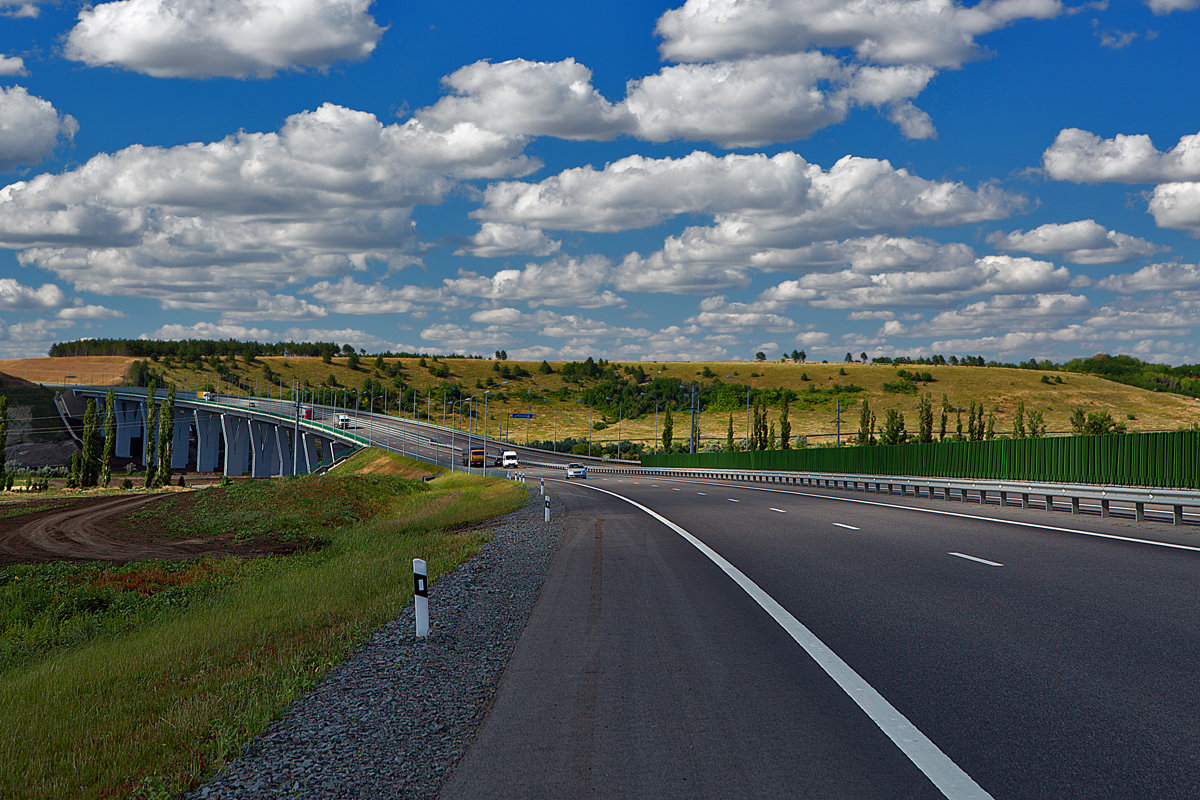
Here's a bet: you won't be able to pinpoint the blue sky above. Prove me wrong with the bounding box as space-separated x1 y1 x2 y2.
3 0 1200 364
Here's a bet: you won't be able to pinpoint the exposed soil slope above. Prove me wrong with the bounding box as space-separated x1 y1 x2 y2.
0 493 308 565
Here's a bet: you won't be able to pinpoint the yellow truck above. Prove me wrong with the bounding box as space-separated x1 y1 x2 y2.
460 446 485 467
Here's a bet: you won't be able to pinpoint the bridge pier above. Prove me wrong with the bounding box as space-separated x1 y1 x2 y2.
170 408 190 470
113 399 142 459
194 410 221 473
222 415 250 477
249 420 279 478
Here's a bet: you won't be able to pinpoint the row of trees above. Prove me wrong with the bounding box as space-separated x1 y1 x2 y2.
63 388 178 490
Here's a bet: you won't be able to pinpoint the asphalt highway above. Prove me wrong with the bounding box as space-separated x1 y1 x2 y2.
440 469 1200 800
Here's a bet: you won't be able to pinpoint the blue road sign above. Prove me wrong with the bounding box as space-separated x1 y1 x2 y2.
510 413 534 419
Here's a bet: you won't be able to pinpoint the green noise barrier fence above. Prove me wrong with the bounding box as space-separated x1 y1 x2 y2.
640 430 1200 489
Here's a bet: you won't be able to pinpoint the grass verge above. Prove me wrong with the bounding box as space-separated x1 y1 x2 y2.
0 452 526 799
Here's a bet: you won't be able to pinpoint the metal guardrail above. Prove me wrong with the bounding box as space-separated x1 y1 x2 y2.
574 464 1200 526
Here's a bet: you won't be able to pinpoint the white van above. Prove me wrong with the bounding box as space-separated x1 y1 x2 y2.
501 451 519 468
337 414 351 429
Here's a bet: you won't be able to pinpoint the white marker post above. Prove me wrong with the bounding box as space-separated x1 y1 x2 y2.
413 558 429 638
544 494 551 522
540 477 545 496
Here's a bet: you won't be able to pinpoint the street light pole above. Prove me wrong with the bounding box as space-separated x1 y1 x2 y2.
481 381 509 476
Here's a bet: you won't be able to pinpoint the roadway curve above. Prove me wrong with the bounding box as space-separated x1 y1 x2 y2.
441 469 1200 799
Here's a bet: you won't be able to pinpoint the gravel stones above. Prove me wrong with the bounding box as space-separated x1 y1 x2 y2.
186 486 564 800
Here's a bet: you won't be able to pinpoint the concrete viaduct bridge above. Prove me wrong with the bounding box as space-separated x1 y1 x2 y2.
65 388 368 478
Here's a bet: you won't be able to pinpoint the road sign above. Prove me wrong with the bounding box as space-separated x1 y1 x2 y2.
510 413 534 419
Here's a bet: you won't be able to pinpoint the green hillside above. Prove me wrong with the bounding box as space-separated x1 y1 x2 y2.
109 355 1200 453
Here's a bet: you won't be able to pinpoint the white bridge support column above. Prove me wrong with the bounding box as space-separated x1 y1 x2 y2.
113 399 143 459
171 408 190 470
313 436 337 466
276 426 294 477
194 410 221 473
298 432 318 474
249 420 279 478
222 414 250 477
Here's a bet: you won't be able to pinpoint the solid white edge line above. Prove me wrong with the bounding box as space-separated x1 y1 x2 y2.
949 552 1003 568
561 480 995 800
678 479 1200 555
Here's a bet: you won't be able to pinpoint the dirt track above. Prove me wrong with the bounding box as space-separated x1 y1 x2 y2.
0 493 306 565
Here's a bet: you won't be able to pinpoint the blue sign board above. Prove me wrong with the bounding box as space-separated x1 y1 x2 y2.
510 413 534 419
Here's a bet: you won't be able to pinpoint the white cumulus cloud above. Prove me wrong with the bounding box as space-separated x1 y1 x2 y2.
1147 0 1200 13
654 0 1064 67
0 85 78 170
0 103 532 306
1098 261 1200 293
442 255 624 308
0 277 66 310
455 222 561 258
0 55 26 75
1043 128 1200 183
419 58 630 141
988 219 1165 264
64 0 385 79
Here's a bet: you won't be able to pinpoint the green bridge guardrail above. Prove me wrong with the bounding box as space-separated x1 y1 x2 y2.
640 429 1200 490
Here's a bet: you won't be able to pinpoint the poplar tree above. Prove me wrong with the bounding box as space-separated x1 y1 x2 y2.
100 388 115 487
856 398 876 446
726 414 735 452
661 406 673 452
880 408 907 445
158 386 175 486
81 399 100 487
1013 401 1027 439
917 391 933 444
0 395 7 490
144 399 158 488
779 398 791 449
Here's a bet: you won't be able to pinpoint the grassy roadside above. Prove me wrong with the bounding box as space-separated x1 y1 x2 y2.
0 450 526 799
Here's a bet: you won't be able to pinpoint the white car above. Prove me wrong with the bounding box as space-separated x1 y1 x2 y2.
501 451 519 468
565 463 587 479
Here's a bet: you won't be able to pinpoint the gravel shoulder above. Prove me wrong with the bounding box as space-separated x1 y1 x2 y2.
186 485 565 800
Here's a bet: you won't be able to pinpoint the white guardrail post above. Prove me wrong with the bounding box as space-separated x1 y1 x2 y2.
413 558 429 638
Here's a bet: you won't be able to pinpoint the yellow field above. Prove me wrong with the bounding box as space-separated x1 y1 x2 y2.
0 356 133 385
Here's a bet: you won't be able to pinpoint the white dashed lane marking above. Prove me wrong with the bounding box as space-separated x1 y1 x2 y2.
949 552 1003 567
832 522 860 530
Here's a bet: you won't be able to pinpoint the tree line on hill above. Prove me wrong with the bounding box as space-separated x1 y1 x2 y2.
48 338 485 362
51 338 1200 400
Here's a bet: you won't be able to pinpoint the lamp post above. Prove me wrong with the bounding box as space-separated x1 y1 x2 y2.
482 382 509 475
451 397 474 473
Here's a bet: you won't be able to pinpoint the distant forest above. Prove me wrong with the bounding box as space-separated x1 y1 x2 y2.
47 338 1200 400
47 338 480 361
